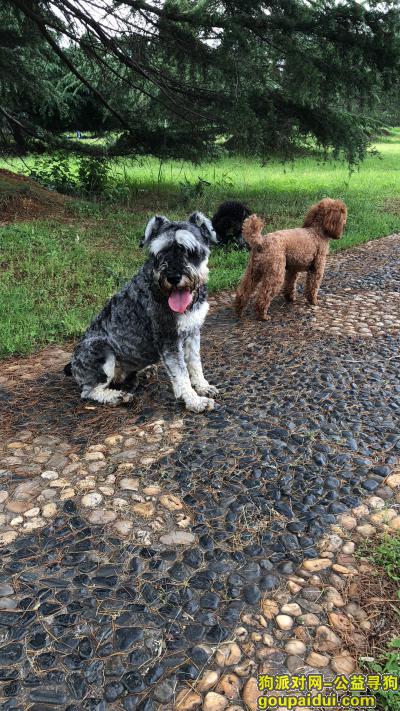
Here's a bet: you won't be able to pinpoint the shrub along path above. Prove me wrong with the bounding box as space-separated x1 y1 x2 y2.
0 234 399 710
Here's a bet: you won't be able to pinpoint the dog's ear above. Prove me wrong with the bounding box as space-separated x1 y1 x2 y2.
141 215 170 248
323 205 345 238
303 203 319 229
189 211 218 244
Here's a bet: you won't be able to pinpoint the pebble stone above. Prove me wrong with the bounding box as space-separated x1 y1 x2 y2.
159 531 196 545
175 689 202 710
324 588 345 607
314 626 343 652
285 639 306 656
356 524 376 537
0 584 14 596
81 492 103 508
386 473 400 488
339 514 357 530
281 603 302 616
88 509 117 524
160 494 183 511
306 652 330 667
119 477 140 491
303 558 332 572
276 615 294 630
42 502 58 518
24 507 40 518
341 542 355 554
41 470 59 480
203 692 229 711
11 514 24 525
215 644 242 667
331 654 357 674
198 671 221 693
113 520 133 535
216 674 241 700
242 678 260 711
261 600 279 619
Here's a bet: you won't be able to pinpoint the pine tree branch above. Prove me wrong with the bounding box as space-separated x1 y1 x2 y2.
11 0 132 129
0 105 38 137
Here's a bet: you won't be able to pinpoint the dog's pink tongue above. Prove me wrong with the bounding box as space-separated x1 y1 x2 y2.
168 288 192 314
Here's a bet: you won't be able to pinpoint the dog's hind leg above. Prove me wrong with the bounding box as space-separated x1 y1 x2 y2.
235 270 257 317
283 268 299 303
72 339 134 405
305 258 325 305
184 331 218 398
255 258 286 320
82 354 134 405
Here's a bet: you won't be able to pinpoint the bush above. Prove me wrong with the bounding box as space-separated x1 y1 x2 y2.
30 153 109 196
30 152 77 193
77 156 108 194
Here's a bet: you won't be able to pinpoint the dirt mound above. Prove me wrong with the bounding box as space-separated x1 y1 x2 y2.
0 169 70 223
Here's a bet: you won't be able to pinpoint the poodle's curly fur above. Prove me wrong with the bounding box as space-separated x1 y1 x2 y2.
235 198 347 320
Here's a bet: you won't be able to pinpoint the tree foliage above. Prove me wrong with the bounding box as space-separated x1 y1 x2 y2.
1 0 400 163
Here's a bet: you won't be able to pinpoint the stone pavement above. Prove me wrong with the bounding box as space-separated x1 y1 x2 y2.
0 234 399 710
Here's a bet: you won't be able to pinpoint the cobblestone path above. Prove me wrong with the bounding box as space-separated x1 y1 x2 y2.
0 234 399 711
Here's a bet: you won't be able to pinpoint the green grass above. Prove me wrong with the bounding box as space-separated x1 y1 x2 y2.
0 129 399 356
365 535 400 711
374 534 400 582
0 218 144 357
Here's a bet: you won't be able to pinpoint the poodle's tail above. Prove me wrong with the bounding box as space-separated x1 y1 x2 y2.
242 214 265 248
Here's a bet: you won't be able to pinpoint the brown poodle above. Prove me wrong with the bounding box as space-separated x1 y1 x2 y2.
235 198 347 320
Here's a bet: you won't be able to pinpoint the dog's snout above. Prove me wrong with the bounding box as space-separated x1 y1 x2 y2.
166 274 182 286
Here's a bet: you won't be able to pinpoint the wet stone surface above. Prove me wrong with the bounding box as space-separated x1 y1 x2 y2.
0 234 399 708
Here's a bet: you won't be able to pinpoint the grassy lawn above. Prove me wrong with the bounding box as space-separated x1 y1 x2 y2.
0 129 399 357
364 534 400 711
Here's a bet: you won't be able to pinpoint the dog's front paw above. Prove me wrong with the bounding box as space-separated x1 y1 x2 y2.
194 383 219 397
184 394 215 413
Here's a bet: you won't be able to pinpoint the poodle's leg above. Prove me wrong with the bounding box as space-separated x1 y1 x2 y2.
283 269 299 303
254 281 280 320
305 258 326 305
235 268 258 317
255 259 286 320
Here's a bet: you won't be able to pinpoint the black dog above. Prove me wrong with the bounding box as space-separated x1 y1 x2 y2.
212 200 252 248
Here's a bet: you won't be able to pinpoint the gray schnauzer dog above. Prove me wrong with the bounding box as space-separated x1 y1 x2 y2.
66 212 218 413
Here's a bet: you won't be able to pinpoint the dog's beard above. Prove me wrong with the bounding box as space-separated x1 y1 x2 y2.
154 267 203 314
